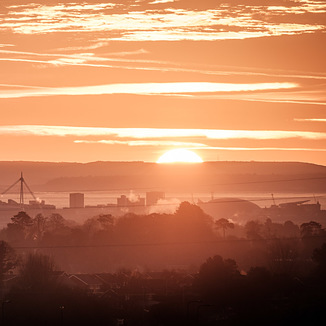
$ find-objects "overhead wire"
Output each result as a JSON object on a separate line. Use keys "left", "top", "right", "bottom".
{"left": 1, "top": 175, "right": 326, "bottom": 208}
{"left": 11, "top": 234, "right": 326, "bottom": 250}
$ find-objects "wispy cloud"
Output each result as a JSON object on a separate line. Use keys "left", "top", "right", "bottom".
{"left": 0, "top": 82, "right": 298, "bottom": 98}
{"left": 149, "top": 0, "right": 176, "bottom": 4}
{"left": 53, "top": 42, "right": 110, "bottom": 52}
{"left": 200, "top": 146, "right": 326, "bottom": 152}
{"left": 74, "top": 140, "right": 326, "bottom": 152}
{"left": 1, "top": 125, "right": 325, "bottom": 140}
{"left": 2, "top": 48, "right": 326, "bottom": 82}
{"left": 0, "top": 48, "right": 170, "bottom": 73}
{"left": 192, "top": 89, "right": 326, "bottom": 106}
{"left": 74, "top": 140, "right": 207, "bottom": 147}
{"left": 294, "top": 118, "right": 326, "bottom": 122}
{"left": 0, "top": 49, "right": 156, "bottom": 64}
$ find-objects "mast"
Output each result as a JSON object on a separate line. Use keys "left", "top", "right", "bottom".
{"left": 20, "top": 172, "right": 24, "bottom": 207}
{"left": 1, "top": 172, "right": 38, "bottom": 210}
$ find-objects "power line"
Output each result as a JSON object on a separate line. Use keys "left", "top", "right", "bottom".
{"left": 0, "top": 193, "right": 325, "bottom": 210}
{"left": 1, "top": 175, "right": 326, "bottom": 194}
{"left": 11, "top": 234, "right": 326, "bottom": 250}
{"left": 1, "top": 175, "right": 325, "bottom": 210}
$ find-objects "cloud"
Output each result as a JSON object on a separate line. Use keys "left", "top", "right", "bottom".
{"left": 294, "top": 118, "right": 326, "bottom": 122}
{"left": 149, "top": 0, "right": 176, "bottom": 4}
{"left": 1, "top": 125, "right": 325, "bottom": 140}
{"left": 0, "top": 48, "right": 166, "bottom": 71}
{"left": 48, "top": 57, "right": 90, "bottom": 66}
{"left": 101, "top": 49, "right": 149, "bottom": 57}
{"left": 2, "top": 48, "right": 326, "bottom": 82}
{"left": 75, "top": 141, "right": 326, "bottom": 152}
{"left": 191, "top": 89, "right": 326, "bottom": 106}
{"left": 74, "top": 140, "right": 207, "bottom": 147}
{"left": 200, "top": 146, "right": 326, "bottom": 152}
{"left": 53, "top": 42, "right": 110, "bottom": 52}
{"left": 1, "top": 2, "right": 325, "bottom": 40}
{"left": 0, "top": 49, "right": 152, "bottom": 64}
{"left": 0, "top": 82, "right": 298, "bottom": 98}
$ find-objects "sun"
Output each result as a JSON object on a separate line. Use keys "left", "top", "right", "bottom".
{"left": 156, "top": 149, "right": 203, "bottom": 163}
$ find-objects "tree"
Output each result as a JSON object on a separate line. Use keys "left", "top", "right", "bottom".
{"left": 215, "top": 218, "right": 234, "bottom": 238}
{"left": 300, "top": 221, "right": 323, "bottom": 238}
{"left": 267, "top": 239, "right": 299, "bottom": 275}
{"left": 312, "top": 242, "right": 326, "bottom": 272}
{"left": 83, "top": 214, "right": 114, "bottom": 235}
{"left": 300, "top": 221, "right": 325, "bottom": 259}
{"left": 174, "top": 201, "right": 215, "bottom": 241}
{"left": 45, "top": 213, "right": 66, "bottom": 232}
{"left": 0, "top": 241, "right": 17, "bottom": 297}
{"left": 283, "top": 220, "right": 300, "bottom": 238}
{"left": 6, "top": 211, "right": 34, "bottom": 242}
{"left": 97, "top": 214, "right": 114, "bottom": 230}
{"left": 33, "top": 214, "right": 47, "bottom": 241}
{"left": 195, "top": 255, "right": 241, "bottom": 302}
{"left": 245, "top": 220, "right": 263, "bottom": 240}
{"left": 0, "top": 241, "right": 17, "bottom": 277}
{"left": 18, "top": 253, "right": 56, "bottom": 292}
{"left": 175, "top": 201, "right": 204, "bottom": 217}
{"left": 10, "top": 211, "right": 33, "bottom": 227}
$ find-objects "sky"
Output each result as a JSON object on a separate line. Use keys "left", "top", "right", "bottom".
{"left": 0, "top": 0, "right": 326, "bottom": 164}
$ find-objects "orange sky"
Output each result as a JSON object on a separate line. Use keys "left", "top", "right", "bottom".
{"left": 0, "top": 0, "right": 326, "bottom": 164}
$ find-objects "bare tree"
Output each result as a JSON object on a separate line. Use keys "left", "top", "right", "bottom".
{"left": 0, "top": 241, "right": 17, "bottom": 297}
{"left": 19, "top": 253, "right": 56, "bottom": 292}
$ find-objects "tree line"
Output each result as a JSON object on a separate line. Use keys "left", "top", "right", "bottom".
{"left": 0, "top": 202, "right": 325, "bottom": 273}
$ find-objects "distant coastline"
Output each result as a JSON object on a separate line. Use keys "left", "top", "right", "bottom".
{"left": 0, "top": 161, "right": 325, "bottom": 193}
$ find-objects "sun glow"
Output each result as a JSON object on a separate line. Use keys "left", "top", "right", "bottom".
{"left": 156, "top": 149, "right": 203, "bottom": 163}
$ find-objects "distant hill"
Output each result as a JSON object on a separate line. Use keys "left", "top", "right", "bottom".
{"left": 0, "top": 161, "right": 325, "bottom": 193}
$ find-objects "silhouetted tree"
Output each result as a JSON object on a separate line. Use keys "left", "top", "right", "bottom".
{"left": 283, "top": 220, "right": 300, "bottom": 238}
{"left": 312, "top": 242, "right": 326, "bottom": 272}
{"left": 83, "top": 214, "right": 114, "bottom": 240}
{"left": 263, "top": 218, "right": 286, "bottom": 238}
{"left": 245, "top": 220, "right": 263, "bottom": 240}
{"left": 267, "top": 239, "right": 299, "bottom": 275}
{"left": 0, "top": 241, "right": 17, "bottom": 297}
{"left": 195, "top": 255, "right": 241, "bottom": 303}
{"left": 45, "top": 213, "right": 66, "bottom": 232}
{"left": 18, "top": 253, "right": 56, "bottom": 292}
{"left": 33, "top": 213, "right": 47, "bottom": 241}
{"left": 97, "top": 214, "right": 114, "bottom": 230}
{"left": 174, "top": 201, "right": 214, "bottom": 241}
{"left": 175, "top": 201, "right": 204, "bottom": 217}
{"left": 215, "top": 218, "right": 234, "bottom": 238}
{"left": 6, "top": 211, "right": 34, "bottom": 241}
{"left": 300, "top": 221, "right": 325, "bottom": 258}
{"left": 300, "top": 221, "right": 323, "bottom": 238}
